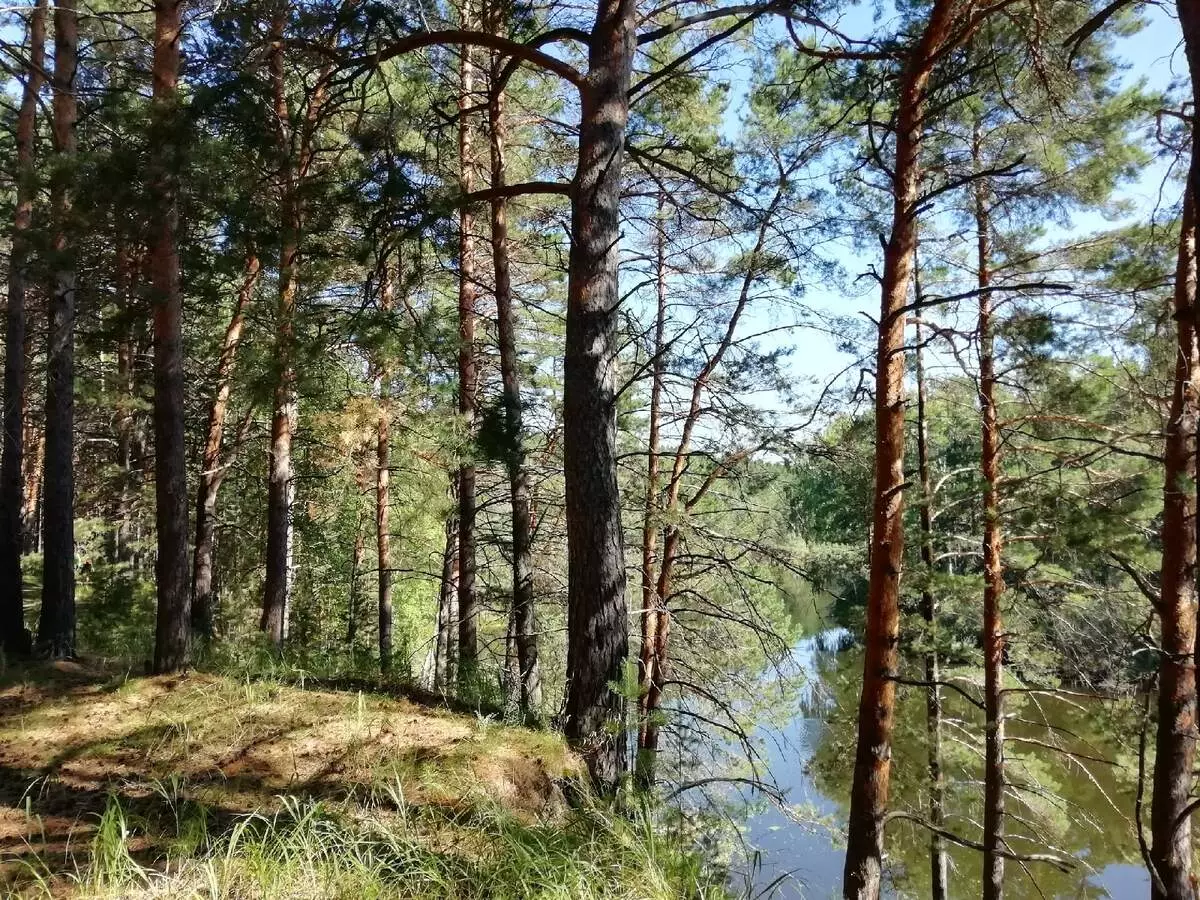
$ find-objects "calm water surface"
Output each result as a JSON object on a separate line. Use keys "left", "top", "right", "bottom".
{"left": 725, "top": 629, "right": 1150, "bottom": 899}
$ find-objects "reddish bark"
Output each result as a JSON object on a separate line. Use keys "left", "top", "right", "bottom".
{"left": 843, "top": 2, "right": 962, "bottom": 894}
{"left": 193, "top": 254, "right": 260, "bottom": 638}
{"left": 0, "top": 0, "right": 47, "bottom": 656}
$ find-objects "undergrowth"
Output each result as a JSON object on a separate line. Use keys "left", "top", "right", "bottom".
{"left": 12, "top": 788, "right": 729, "bottom": 899}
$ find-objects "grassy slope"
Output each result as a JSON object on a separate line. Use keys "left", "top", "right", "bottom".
{"left": 0, "top": 663, "right": 721, "bottom": 899}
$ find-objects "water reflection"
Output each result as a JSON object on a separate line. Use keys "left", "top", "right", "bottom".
{"left": 719, "top": 629, "right": 1149, "bottom": 899}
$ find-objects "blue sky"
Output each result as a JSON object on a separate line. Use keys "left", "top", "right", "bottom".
{"left": 721, "top": 2, "right": 1187, "bottom": 429}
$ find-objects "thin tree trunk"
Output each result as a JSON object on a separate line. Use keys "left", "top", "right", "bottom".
{"left": 21, "top": 423, "right": 43, "bottom": 554}
{"left": 639, "top": 200, "right": 772, "bottom": 783}
{"left": 913, "top": 277, "right": 948, "bottom": 900}
{"left": 113, "top": 243, "right": 138, "bottom": 563}
{"left": 38, "top": 0, "right": 78, "bottom": 660}
{"left": 0, "top": 0, "right": 47, "bottom": 656}
{"left": 1149, "top": 189, "right": 1198, "bottom": 900}
{"left": 457, "top": 18, "right": 480, "bottom": 685}
{"left": 974, "top": 165, "right": 1007, "bottom": 900}
{"left": 377, "top": 263, "right": 394, "bottom": 675}
{"left": 489, "top": 47, "right": 539, "bottom": 717}
{"left": 193, "top": 253, "right": 260, "bottom": 639}
{"left": 262, "top": 7, "right": 298, "bottom": 646}
{"left": 561, "top": 0, "right": 638, "bottom": 790}
{"left": 636, "top": 196, "right": 668, "bottom": 783}
{"left": 437, "top": 500, "right": 460, "bottom": 690}
{"left": 150, "top": 0, "right": 190, "bottom": 674}
{"left": 348, "top": 519, "right": 364, "bottom": 647}
{"left": 843, "top": 3, "right": 960, "bottom": 894}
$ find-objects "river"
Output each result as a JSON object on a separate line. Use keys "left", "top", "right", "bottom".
{"left": 717, "top": 628, "right": 1152, "bottom": 899}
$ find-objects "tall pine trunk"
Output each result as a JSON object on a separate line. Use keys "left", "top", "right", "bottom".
{"left": 457, "top": 21, "right": 480, "bottom": 684}
{"left": 0, "top": 0, "right": 47, "bottom": 656}
{"left": 39, "top": 0, "right": 79, "bottom": 659}
{"left": 913, "top": 302, "right": 948, "bottom": 900}
{"left": 1149, "top": 190, "right": 1198, "bottom": 900}
{"left": 843, "top": 2, "right": 960, "bottom": 894}
{"left": 377, "top": 263, "right": 394, "bottom": 675}
{"left": 562, "top": 0, "right": 637, "bottom": 790}
{"left": 150, "top": 0, "right": 190, "bottom": 673}
{"left": 193, "top": 253, "right": 259, "bottom": 638}
{"left": 262, "top": 7, "right": 298, "bottom": 646}
{"left": 489, "top": 50, "right": 539, "bottom": 717}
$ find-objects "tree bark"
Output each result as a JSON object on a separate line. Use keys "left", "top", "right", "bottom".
{"left": 377, "top": 262, "right": 394, "bottom": 675}
{"left": 436, "top": 498, "right": 460, "bottom": 690}
{"left": 1150, "top": 189, "right": 1199, "bottom": 900}
{"left": 913, "top": 281, "right": 948, "bottom": 900}
{"left": 974, "top": 167, "right": 1007, "bottom": 900}
{"left": 561, "top": 0, "right": 638, "bottom": 791}
{"left": 457, "top": 18, "right": 480, "bottom": 685}
{"left": 636, "top": 196, "right": 668, "bottom": 784}
{"left": 150, "top": 0, "right": 190, "bottom": 674}
{"left": 193, "top": 253, "right": 260, "bottom": 639}
{"left": 21, "top": 421, "right": 43, "bottom": 555}
{"left": 0, "top": 0, "right": 47, "bottom": 656}
{"left": 38, "top": 0, "right": 78, "bottom": 660}
{"left": 262, "top": 7, "right": 298, "bottom": 646}
{"left": 489, "top": 49, "right": 539, "bottom": 718}
{"left": 843, "top": 3, "right": 960, "bottom": 894}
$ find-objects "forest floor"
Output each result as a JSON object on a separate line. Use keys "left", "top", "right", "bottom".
{"left": 0, "top": 661, "right": 585, "bottom": 896}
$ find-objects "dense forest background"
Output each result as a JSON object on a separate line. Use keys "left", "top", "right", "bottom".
{"left": 0, "top": 0, "right": 1198, "bottom": 897}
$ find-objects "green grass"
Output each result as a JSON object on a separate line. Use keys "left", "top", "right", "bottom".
{"left": 13, "top": 789, "right": 729, "bottom": 899}
{"left": 0, "top": 664, "right": 730, "bottom": 899}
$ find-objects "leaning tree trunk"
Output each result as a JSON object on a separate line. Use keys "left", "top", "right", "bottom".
{"left": 457, "top": 19, "right": 480, "bottom": 685}
{"left": 38, "top": 0, "right": 78, "bottom": 659}
{"left": 489, "top": 50, "right": 540, "bottom": 717}
{"left": 193, "top": 253, "right": 259, "bottom": 638}
{"left": 1149, "top": 189, "right": 1199, "bottom": 900}
{"left": 0, "top": 0, "right": 47, "bottom": 656}
{"left": 636, "top": 195, "right": 668, "bottom": 784}
{"left": 262, "top": 9, "right": 298, "bottom": 646}
{"left": 843, "top": 2, "right": 960, "bottom": 895}
{"left": 913, "top": 294, "right": 948, "bottom": 900}
{"left": 561, "top": 0, "right": 638, "bottom": 791}
{"left": 150, "top": 0, "right": 190, "bottom": 674}
{"left": 376, "top": 263, "right": 395, "bottom": 675}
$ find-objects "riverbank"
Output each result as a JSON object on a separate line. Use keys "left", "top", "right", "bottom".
{"left": 0, "top": 661, "right": 722, "bottom": 898}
